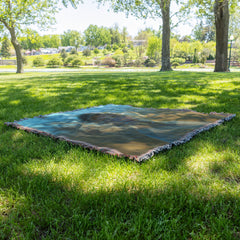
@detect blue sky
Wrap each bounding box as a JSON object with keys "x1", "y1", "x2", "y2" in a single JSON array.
[{"x1": 41, "y1": 1, "x2": 195, "y2": 37}]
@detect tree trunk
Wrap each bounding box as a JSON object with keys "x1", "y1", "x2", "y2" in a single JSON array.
[
  {"x1": 160, "y1": 0, "x2": 172, "y2": 71},
  {"x1": 214, "y1": 0, "x2": 229, "y2": 72},
  {"x1": 9, "y1": 27, "x2": 24, "y2": 73}
]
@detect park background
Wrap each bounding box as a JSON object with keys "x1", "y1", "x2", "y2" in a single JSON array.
[{"x1": 0, "y1": 1, "x2": 239, "y2": 71}]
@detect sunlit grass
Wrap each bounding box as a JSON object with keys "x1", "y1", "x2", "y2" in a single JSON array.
[{"x1": 0, "y1": 71, "x2": 239, "y2": 239}]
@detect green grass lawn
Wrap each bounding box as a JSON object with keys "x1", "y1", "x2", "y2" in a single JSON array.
[{"x1": 0, "y1": 71, "x2": 239, "y2": 239}]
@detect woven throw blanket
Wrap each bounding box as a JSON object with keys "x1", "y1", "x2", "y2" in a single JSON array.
[{"x1": 5, "y1": 104, "x2": 235, "y2": 162}]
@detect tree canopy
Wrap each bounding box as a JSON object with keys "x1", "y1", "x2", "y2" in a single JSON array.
[
  {"x1": 229, "y1": 5, "x2": 240, "y2": 40},
  {"x1": 0, "y1": 0, "x2": 82, "y2": 73},
  {"x1": 0, "y1": 0, "x2": 59, "y2": 30},
  {"x1": 61, "y1": 30, "x2": 83, "y2": 49},
  {"x1": 84, "y1": 25, "x2": 111, "y2": 47}
]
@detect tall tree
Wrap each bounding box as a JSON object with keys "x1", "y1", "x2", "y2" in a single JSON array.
[
  {"x1": 0, "y1": 0, "x2": 60, "y2": 73},
  {"x1": 134, "y1": 28, "x2": 154, "y2": 42},
  {"x1": 0, "y1": 0, "x2": 82, "y2": 73},
  {"x1": 121, "y1": 27, "x2": 129, "y2": 44},
  {"x1": 109, "y1": 24, "x2": 121, "y2": 45},
  {"x1": 160, "y1": 0, "x2": 172, "y2": 71},
  {"x1": 193, "y1": 20, "x2": 216, "y2": 42},
  {"x1": 146, "y1": 36, "x2": 162, "y2": 62},
  {"x1": 61, "y1": 30, "x2": 83, "y2": 49},
  {"x1": 39, "y1": 34, "x2": 61, "y2": 48},
  {"x1": 97, "y1": 0, "x2": 175, "y2": 71},
  {"x1": 188, "y1": 0, "x2": 239, "y2": 72},
  {"x1": 214, "y1": 0, "x2": 229, "y2": 71},
  {"x1": 96, "y1": 0, "x2": 179, "y2": 71},
  {"x1": 42, "y1": 34, "x2": 62, "y2": 48},
  {"x1": 22, "y1": 29, "x2": 42, "y2": 51},
  {"x1": 84, "y1": 25, "x2": 111, "y2": 47}
]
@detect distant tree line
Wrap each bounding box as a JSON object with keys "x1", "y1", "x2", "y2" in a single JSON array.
[
  {"x1": 1, "y1": 26, "x2": 240, "y2": 67},
  {"x1": 13, "y1": 25, "x2": 130, "y2": 51},
  {"x1": 0, "y1": 0, "x2": 239, "y2": 73}
]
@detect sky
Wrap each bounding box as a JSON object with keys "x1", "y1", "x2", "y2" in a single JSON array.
[{"x1": 40, "y1": 1, "x2": 195, "y2": 37}]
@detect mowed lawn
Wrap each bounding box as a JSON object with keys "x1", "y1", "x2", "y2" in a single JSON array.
[{"x1": 0, "y1": 71, "x2": 239, "y2": 239}]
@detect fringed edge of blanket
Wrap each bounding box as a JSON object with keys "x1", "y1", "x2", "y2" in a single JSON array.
[
  {"x1": 137, "y1": 113, "x2": 236, "y2": 162},
  {"x1": 4, "y1": 111, "x2": 236, "y2": 162}
]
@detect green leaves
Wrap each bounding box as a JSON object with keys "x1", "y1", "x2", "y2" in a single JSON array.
[
  {"x1": 0, "y1": 0, "x2": 60, "y2": 31},
  {"x1": 62, "y1": 0, "x2": 83, "y2": 8},
  {"x1": 61, "y1": 30, "x2": 83, "y2": 48},
  {"x1": 0, "y1": 36, "x2": 11, "y2": 58},
  {"x1": 0, "y1": 0, "x2": 82, "y2": 73},
  {"x1": 84, "y1": 25, "x2": 111, "y2": 47}
]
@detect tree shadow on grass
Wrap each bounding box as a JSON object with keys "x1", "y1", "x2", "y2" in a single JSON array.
[
  {"x1": 0, "y1": 72, "x2": 195, "y2": 122},
  {"x1": 1, "y1": 127, "x2": 239, "y2": 239},
  {"x1": 0, "y1": 71, "x2": 240, "y2": 239},
  {"x1": 0, "y1": 140, "x2": 240, "y2": 239},
  {"x1": 1, "y1": 71, "x2": 239, "y2": 171},
  {"x1": 0, "y1": 71, "x2": 213, "y2": 116}
]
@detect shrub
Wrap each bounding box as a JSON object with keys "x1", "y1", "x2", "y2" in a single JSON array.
[
  {"x1": 94, "y1": 58, "x2": 101, "y2": 66},
  {"x1": 133, "y1": 58, "x2": 143, "y2": 67},
  {"x1": 102, "y1": 57, "x2": 116, "y2": 67},
  {"x1": 171, "y1": 62, "x2": 180, "y2": 68},
  {"x1": 123, "y1": 53, "x2": 130, "y2": 67},
  {"x1": 144, "y1": 58, "x2": 156, "y2": 67},
  {"x1": 70, "y1": 48, "x2": 78, "y2": 55},
  {"x1": 114, "y1": 49, "x2": 124, "y2": 55},
  {"x1": 122, "y1": 47, "x2": 128, "y2": 53},
  {"x1": 33, "y1": 56, "x2": 45, "y2": 67},
  {"x1": 94, "y1": 48, "x2": 99, "y2": 54},
  {"x1": 106, "y1": 45, "x2": 112, "y2": 51},
  {"x1": 232, "y1": 48, "x2": 240, "y2": 62},
  {"x1": 193, "y1": 49, "x2": 199, "y2": 63},
  {"x1": 147, "y1": 36, "x2": 161, "y2": 62},
  {"x1": 64, "y1": 56, "x2": 75, "y2": 66},
  {"x1": 71, "y1": 57, "x2": 83, "y2": 67},
  {"x1": 22, "y1": 56, "x2": 28, "y2": 65},
  {"x1": 170, "y1": 58, "x2": 185, "y2": 65},
  {"x1": 103, "y1": 49, "x2": 108, "y2": 55},
  {"x1": 120, "y1": 43, "x2": 126, "y2": 48},
  {"x1": 126, "y1": 60, "x2": 134, "y2": 67},
  {"x1": 82, "y1": 49, "x2": 91, "y2": 57},
  {"x1": 173, "y1": 50, "x2": 187, "y2": 59},
  {"x1": 112, "y1": 44, "x2": 119, "y2": 51},
  {"x1": 47, "y1": 57, "x2": 62, "y2": 68},
  {"x1": 129, "y1": 43, "x2": 134, "y2": 50},
  {"x1": 200, "y1": 56, "x2": 207, "y2": 64},
  {"x1": 64, "y1": 56, "x2": 83, "y2": 67},
  {"x1": 112, "y1": 55, "x2": 123, "y2": 67},
  {"x1": 208, "y1": 54, "x2": 215, "y2": 60},
  {"x1": 60, "y1": 49, "x2": 68, "y2": 60},
  {"x1": 193, "y1": 55, "x2": 199, "y2": 63}
]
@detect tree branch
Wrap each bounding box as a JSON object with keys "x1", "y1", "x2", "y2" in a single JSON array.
[{"x1": 0, "y1": 17, "x2": 11, "y2": 30}]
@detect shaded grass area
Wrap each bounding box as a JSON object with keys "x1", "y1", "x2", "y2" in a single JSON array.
[{"x1": 0, "y1": 71, "x2": 239, "y2": 239}]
